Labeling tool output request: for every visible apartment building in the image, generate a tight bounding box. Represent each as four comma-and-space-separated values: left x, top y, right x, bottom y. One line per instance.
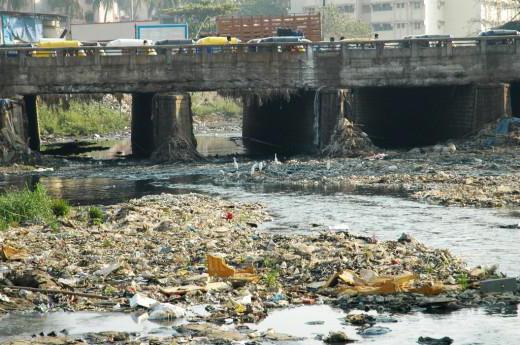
290, 0, 518, 39
6, 0, 120, 23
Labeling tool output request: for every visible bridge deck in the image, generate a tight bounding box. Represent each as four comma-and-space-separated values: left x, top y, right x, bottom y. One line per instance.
0, 37, 519, 95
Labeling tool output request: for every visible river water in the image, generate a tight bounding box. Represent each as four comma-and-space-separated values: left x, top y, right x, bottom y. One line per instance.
1, 134, 519, 343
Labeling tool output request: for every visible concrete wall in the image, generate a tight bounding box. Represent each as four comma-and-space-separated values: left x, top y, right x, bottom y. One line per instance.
352, 83, 510, 147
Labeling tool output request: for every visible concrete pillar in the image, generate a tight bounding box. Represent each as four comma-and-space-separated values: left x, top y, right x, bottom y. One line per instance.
352, 84, 509, 148
151, 93, 197, 160
131, 92, 154, 157
242, 90, 345, 153
132, 92, 197, 159
23, 95, 40, 151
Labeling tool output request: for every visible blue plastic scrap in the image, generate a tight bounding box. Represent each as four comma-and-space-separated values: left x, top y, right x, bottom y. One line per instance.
485, 117, 520, 145
496, 117, 520, 135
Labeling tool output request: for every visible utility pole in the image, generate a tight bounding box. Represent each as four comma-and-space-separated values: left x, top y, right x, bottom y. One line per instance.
131, 0, 135, 21
321, 0, 326, 41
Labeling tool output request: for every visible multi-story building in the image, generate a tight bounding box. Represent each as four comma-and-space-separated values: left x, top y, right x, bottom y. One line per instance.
2, 0, 121, 23
290, 0, 518, 39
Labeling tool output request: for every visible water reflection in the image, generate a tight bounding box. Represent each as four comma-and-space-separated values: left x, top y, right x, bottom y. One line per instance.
0, 312, 178, 340
41, 134, 246, 160
255, 305, 520, 345
0, 175, 177, 205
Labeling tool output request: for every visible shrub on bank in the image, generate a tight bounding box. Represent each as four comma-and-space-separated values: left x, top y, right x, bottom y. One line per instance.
38, 100, 129, 137
88, 206, 105, 225
191, 92, 242, 120
0, 184, 66, 230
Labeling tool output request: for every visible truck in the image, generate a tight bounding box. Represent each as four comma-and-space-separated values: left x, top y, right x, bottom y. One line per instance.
216, 13, 321, 42
71, 21, 188, 42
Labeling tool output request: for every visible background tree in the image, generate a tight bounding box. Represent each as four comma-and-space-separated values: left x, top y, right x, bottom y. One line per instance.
47, 0, 84, 20
93, 0, 118, 22
239, 0, 289, 16
0, 0, 29, 11
162, 0, 238, 37
322, 4, 372, 40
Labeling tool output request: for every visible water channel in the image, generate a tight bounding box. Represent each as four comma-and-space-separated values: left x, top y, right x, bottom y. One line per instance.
0, 134, 518, 343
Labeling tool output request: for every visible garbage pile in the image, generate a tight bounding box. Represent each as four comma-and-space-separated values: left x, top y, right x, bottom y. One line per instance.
151, 135, 200, 162
322, 119, 376, 157
101, 94, 131, 114
0, 193, 515, 328
461, 116, 520, 148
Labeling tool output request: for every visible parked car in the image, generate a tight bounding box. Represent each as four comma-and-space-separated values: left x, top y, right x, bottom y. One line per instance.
257, 36, 311, 53
105, 39, 157, 56
0, 43, 33, 57
339, 37, 375, 49
400, 35, 452, 48
478, 29, 520, 45
32, 39, 86, 58
155, 39, 194, 54
81, 41, 106, 56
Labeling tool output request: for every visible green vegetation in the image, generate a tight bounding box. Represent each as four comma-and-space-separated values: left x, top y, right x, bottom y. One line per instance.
456, 273, 470, 290
0, 184, 65, 230
38, 100, 129, 137
323, 5, 373, 40
51, 199, 71, 217
239, 0, 289, 16
88, 206, 105, 224
191, 92, 242, 120
163, 0, 238, 36
262, 268, 280, 288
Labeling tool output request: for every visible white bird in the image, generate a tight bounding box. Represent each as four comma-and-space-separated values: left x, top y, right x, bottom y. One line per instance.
258, 161, 264, 172
250, 162, 258, 176
326, 159, 331, 170
274, 153, 281, 165
219, 169, 226, 175
233, 157, 239, 170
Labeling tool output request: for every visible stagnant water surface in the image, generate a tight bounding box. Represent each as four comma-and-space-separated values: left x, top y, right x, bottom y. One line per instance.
1, 305, 519, 344
1, 136, 519, 343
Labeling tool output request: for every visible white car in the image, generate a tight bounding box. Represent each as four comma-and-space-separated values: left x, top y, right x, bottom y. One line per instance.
104, 39, 156, 56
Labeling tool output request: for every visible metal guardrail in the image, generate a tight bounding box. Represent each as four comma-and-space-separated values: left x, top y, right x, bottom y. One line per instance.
0, 36, 518, 60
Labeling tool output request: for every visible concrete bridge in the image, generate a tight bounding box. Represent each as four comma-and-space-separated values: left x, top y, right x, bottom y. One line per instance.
0, 36, 517, 157
0, 37, 520, 94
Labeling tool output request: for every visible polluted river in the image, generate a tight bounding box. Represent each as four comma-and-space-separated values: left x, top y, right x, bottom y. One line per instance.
0, 132, 519, 344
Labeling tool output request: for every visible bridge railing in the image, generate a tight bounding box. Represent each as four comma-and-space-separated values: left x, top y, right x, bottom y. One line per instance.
0, 36, 518, 62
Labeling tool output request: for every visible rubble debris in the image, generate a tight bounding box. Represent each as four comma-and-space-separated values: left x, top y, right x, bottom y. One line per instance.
129, 294, 157, 309
0, 193, 514, 333
417, 336, 454, 345
148, 303, 186, 320
324, 269, 449, 296
480, 278, 518, 294
151, 135, 200, 162
324, 331, 357, 343
322, 119, 375, 157
177, 323, 246, 341
207, 254, 258, 282
1, 245, 28, 261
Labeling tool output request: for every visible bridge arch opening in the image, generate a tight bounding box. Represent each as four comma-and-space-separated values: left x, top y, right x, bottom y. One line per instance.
352, 85, 509, 148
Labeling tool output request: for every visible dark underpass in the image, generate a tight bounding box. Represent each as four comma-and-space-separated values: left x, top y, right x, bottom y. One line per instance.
351, 85, 508, 148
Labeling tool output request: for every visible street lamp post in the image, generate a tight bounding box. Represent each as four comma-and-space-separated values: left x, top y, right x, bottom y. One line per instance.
131, 0, 135, 21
